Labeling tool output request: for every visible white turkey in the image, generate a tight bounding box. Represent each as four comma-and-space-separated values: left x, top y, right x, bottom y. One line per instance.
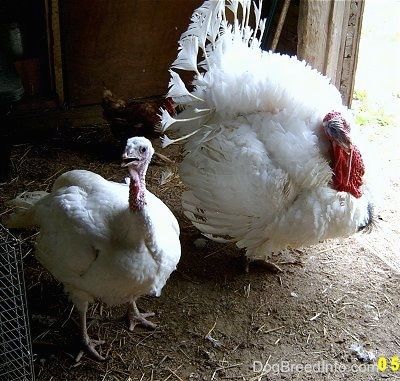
7, 137, 181, 361
159, 0, 376, 264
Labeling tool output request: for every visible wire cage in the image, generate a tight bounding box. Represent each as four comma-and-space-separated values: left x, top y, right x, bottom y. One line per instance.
0, 224, 34, 381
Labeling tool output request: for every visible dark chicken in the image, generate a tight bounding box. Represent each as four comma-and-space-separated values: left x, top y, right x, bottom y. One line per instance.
102, 87, 176, 141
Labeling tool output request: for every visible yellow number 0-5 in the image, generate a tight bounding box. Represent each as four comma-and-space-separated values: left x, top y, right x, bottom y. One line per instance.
391, 356, 400, 372
377, 357, 388, 372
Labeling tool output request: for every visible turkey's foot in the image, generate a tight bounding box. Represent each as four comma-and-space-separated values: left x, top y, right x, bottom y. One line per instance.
75, 338, 106, 362
244, 258, 283, 273
127, 311, 156, 331
127, 300, 156, 331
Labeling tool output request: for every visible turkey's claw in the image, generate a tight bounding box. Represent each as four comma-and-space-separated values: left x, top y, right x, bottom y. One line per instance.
75, 338, 106, 362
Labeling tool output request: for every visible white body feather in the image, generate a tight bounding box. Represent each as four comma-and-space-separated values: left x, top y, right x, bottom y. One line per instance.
161, 0, 373, 259
8, 170, 181, 306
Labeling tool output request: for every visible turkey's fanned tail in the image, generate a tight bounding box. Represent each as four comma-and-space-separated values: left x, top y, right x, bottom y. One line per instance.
160, 0, 265, 138
161, 0, 342, 146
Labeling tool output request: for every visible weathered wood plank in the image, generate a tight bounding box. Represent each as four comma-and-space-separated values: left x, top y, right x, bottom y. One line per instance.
297, 0, 364, 106
297, 0, 331, 74
338, 0, 365, 106
51, 0, 64, 104
60, 0, 201, 106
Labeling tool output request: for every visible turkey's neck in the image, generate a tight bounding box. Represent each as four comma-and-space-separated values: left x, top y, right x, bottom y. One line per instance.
128, 166, 147, 212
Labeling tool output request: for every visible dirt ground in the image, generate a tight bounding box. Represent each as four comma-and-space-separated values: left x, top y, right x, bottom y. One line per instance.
0, 110, 399, 381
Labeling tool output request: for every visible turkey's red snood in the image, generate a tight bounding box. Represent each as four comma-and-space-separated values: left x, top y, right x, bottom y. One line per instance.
323, 112, 365, 198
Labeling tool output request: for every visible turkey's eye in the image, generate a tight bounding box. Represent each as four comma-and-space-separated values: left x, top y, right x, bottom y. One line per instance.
140, 146, 147, 154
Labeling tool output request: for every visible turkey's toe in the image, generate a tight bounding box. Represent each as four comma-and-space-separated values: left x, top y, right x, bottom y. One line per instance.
127, 312, 157, 331
245, 258, 283, 273
139, 312, 155, 319
75, 338, 106, 362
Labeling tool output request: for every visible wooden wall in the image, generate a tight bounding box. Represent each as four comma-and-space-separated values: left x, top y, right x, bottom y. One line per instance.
60, 0, 201, 106
58, 0, 359, 107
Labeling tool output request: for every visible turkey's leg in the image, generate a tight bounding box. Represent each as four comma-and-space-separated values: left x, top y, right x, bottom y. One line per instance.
75, 301, 106, 362
126, 299, 156, 331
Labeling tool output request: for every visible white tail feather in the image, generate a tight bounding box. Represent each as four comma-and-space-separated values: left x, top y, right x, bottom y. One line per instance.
172, 36, 200, 74
158, 108, 177, 133
161, 128, 202, 148
167, 70, 204, 105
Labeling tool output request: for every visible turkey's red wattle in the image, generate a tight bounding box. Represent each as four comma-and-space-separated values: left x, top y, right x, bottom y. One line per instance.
323, 111, 365, 198
331, 143, 365, 198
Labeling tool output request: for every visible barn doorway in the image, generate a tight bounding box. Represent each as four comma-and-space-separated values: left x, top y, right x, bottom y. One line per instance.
352, 0, 400, 128
351, 0, 400, 274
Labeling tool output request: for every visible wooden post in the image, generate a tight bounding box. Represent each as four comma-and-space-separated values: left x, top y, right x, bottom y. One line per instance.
51, 0, 64, 105
338, 0, 365, 106
324, 0, 350, 83
297, 0, 364, 106
297, 0, 332, 74
270, 0, 292, 52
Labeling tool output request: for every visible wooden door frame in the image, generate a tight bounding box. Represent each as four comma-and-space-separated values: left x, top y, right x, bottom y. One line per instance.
297, 0, 365, 106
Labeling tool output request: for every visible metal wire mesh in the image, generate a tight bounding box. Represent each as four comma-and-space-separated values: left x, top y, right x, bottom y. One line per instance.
0, 224, 34, 381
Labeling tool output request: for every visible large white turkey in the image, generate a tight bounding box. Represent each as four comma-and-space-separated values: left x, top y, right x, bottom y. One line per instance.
7, 137, 181, 361
159, 0, 376, 263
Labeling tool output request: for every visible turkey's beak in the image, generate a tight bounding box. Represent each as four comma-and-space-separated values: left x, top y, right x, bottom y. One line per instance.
121, 153, 140, 167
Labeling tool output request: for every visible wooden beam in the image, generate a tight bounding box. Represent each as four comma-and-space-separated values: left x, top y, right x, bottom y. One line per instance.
297, 0, 364, 106
338, 0, 365, 106
270, 0, 292, 52
297, 0, 332, 74
324, 0, 350, 83
297, 0, 349, 84
51, 0, 64, 104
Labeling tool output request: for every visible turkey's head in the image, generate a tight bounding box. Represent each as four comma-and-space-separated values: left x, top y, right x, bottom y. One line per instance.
322, 111, 365, 199
122, 137, 154, 171
122, 137, 154, 211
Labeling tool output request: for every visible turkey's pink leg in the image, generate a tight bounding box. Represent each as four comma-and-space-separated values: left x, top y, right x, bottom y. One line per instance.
75, 301, 106, 362
126, 299, 156, 331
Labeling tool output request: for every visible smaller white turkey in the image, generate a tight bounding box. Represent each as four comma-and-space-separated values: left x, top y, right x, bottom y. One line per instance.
7, 137, 181, 361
